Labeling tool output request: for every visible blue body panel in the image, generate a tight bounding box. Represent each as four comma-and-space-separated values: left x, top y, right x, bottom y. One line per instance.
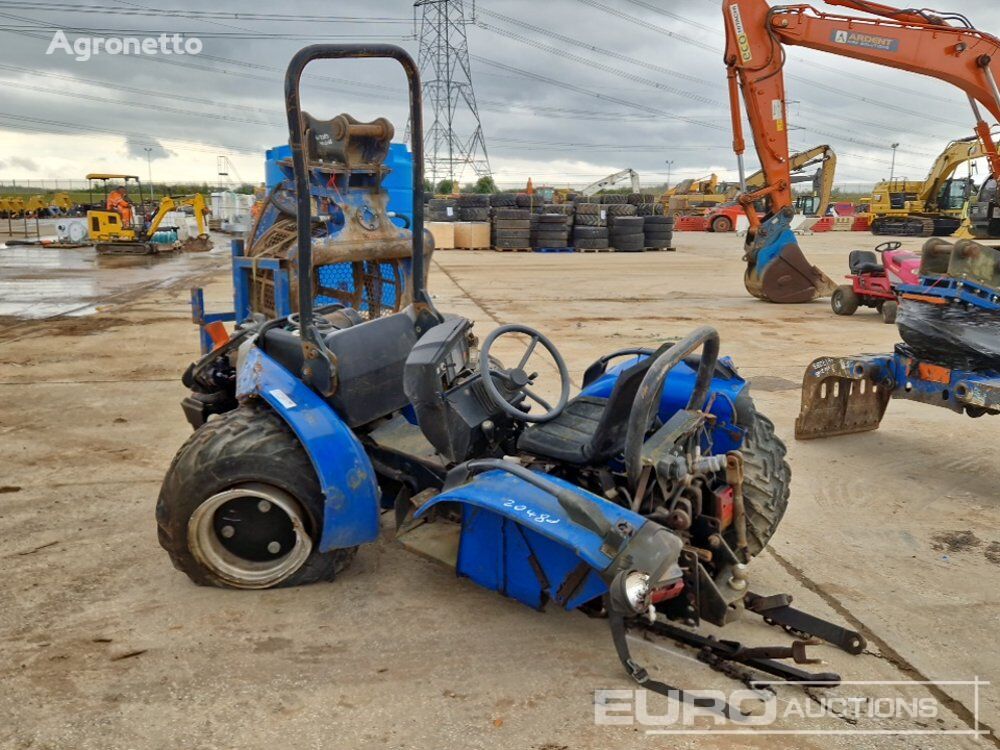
236, 346, 380, 551
416, 469, 646, 610
579, 355, 749, 453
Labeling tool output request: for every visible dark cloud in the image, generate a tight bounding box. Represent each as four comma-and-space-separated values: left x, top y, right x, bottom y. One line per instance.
3, 156, 39, 172
124, 136, 175, 160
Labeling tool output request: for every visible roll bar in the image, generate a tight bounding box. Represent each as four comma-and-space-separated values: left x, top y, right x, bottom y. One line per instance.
283, 44, 429, 393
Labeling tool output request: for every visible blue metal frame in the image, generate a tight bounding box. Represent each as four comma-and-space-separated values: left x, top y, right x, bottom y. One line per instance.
896, 275, 1000, 311
236, 346, 381, 551
829, 351, 1000, 414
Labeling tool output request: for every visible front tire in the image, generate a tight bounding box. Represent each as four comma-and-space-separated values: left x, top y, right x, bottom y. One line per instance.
156, 405, 356, 589
727, 409, 791, 558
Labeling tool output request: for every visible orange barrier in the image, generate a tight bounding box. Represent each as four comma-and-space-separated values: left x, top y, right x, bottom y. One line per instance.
675, 216, 709, 232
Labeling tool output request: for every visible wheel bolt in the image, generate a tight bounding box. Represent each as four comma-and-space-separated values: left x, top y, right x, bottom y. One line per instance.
258, 500, 272, 513
267, 541, 281, 554
220, 525, 235, 539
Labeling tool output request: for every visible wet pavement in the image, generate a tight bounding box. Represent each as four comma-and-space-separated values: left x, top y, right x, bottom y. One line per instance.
0, 235, 231, 320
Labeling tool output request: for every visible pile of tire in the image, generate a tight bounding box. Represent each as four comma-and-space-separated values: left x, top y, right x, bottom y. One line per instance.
643, 215, 674, 250
427, 197, 457, 222
570, 202, 603, 250
492, 207, 531, 250
532, 211, 571, 249
606, 202, 644, 252
457, 193, 491, 221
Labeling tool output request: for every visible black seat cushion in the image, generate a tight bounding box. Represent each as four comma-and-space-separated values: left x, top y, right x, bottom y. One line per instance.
849, 250, 883, 276
517, 396, 608, 464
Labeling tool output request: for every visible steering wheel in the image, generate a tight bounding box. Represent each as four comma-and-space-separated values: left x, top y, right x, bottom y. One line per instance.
478, 324, 571, 423
875, 241, 901, 254
623, 326, 721, 490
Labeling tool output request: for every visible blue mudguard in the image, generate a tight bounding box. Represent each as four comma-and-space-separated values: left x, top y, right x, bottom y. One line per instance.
416, 469, 667, 611
236, 346, 380, 551
580, 355, 751, 453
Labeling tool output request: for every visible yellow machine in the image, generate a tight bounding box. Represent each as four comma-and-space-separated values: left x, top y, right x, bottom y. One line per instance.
89, 189, 213, 255
869, 135, 987, 236
663, 146, 835, 218
662, 174, 730, 216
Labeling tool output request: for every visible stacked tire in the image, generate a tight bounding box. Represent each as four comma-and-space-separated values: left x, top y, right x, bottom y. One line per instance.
457, 193, 490, 221
427, 197, 457, 222
607, 203, 643, 252
573, 202, 609, 251
492, 207, 531, 250
490, 193, 518, 208
532, 212, 571, 249
643, 215, 674, 250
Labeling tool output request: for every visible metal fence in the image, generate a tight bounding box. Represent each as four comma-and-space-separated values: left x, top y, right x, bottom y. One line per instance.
0, 179, 255, 194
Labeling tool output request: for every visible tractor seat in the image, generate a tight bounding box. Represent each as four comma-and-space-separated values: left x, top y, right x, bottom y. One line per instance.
849, 250, 884, 275
516, 348, 663, 465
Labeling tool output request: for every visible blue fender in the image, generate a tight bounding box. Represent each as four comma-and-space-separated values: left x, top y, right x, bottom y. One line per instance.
580, 355, 750, 453
416, 469, 656, 611
236, 346, 380, 551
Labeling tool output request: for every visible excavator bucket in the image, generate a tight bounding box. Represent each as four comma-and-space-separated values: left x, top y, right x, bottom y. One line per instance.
745, 220, 837, 303
795, 355, 893, 439
180, 234, 213, 253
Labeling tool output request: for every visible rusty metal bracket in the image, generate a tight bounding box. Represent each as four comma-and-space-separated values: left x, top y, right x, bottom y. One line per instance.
795, 355, 894, 439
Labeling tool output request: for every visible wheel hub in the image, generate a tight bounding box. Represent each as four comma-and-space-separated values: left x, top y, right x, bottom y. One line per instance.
188, 483, 313, 588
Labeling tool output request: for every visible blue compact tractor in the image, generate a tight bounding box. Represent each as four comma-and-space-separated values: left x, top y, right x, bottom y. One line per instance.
158, 45, 863, 704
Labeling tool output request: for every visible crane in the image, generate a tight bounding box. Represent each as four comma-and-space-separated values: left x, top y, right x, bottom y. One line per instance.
579, 168, 640, 197
723, 0, 1000, 303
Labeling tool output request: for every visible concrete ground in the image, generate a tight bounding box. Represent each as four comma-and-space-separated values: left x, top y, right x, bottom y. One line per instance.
1, 230, 997, 749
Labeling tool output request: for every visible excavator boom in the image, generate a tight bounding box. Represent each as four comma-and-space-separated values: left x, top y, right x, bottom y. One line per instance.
723, 0, 1000, 302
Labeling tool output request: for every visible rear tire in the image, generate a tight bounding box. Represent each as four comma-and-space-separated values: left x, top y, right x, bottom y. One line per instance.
156, 405, 356, 589
881, 299, 898, 324
831, 285, 859, 315
729, 408, 791, 558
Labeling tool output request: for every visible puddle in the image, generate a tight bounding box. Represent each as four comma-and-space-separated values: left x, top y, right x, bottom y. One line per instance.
0, 237, 231, 320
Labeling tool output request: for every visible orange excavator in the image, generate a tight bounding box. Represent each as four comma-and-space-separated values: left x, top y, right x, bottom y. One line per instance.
723, 0, 1000, 303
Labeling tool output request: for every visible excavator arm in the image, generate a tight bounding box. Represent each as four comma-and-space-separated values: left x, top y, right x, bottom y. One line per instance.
147, 194, 213, 252
580, 169, 640, 197
723, 0, 1000, 303
918, 135, 986, 206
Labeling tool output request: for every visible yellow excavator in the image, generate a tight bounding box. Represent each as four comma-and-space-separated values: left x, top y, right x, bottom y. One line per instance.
869, 135, 987, 236
89, 187, 212, 255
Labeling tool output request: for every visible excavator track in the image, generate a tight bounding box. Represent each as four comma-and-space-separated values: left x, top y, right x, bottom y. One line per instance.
871, 216, 936, 237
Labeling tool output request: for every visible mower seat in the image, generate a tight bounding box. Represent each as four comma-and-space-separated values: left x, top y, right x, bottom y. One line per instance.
849, 250, 883, 275
516, 349, 661, 465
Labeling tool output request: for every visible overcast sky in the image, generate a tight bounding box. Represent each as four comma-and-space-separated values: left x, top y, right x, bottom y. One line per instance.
2, 0, 1000, 189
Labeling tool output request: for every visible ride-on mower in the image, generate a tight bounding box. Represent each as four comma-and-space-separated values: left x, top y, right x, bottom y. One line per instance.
158, 45, 864, 707
830, 241, 921, 324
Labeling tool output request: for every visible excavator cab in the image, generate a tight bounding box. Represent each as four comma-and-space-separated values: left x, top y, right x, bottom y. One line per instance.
969, 177, 1000, 239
